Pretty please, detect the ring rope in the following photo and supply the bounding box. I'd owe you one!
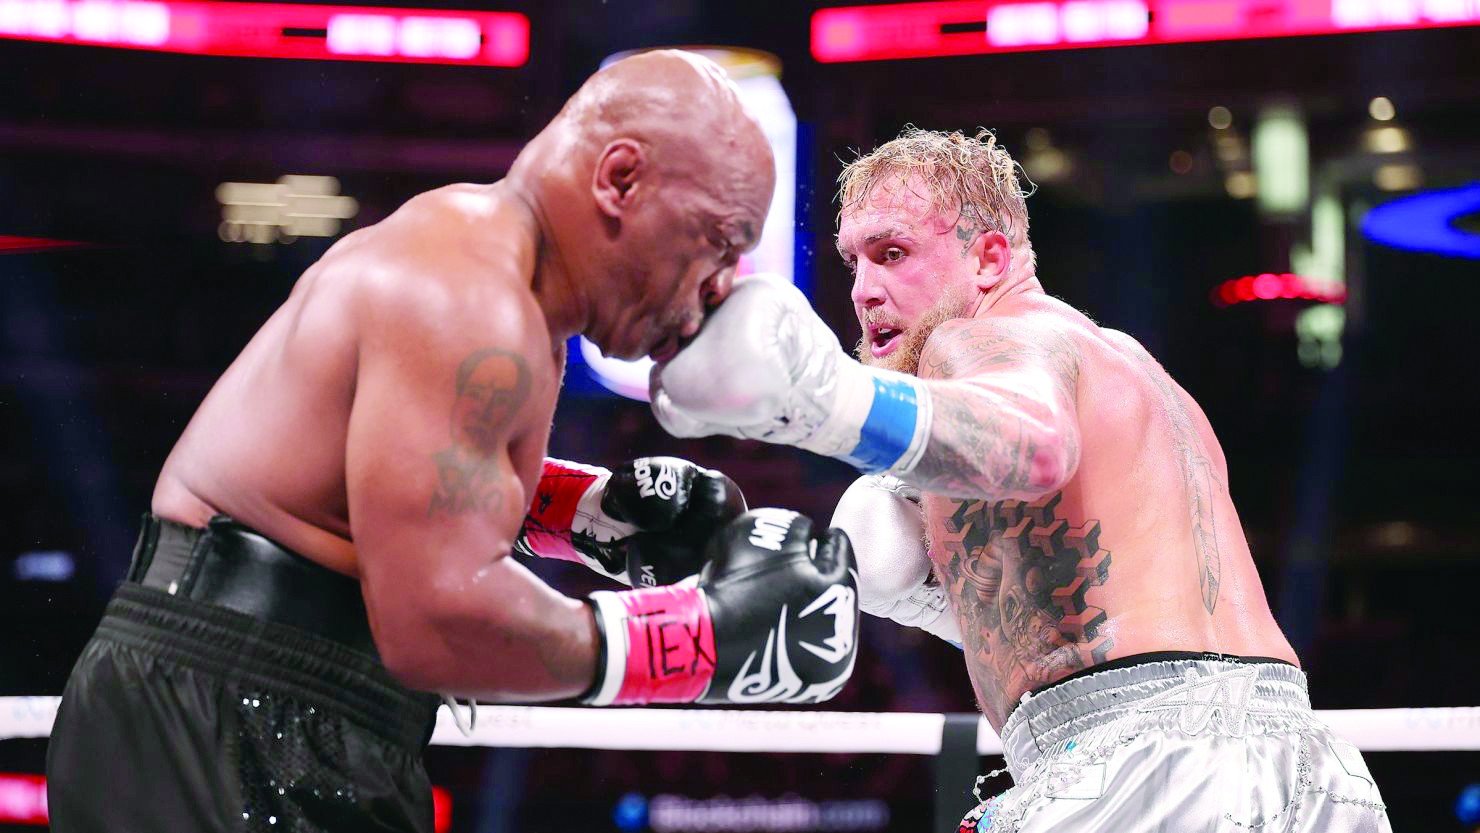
[4,697,1477,754]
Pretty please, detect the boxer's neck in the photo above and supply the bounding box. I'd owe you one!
[968,268,1043,318]
[502,171,591,343]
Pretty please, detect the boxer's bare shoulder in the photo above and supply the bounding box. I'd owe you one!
[912,312,1082,501]
[153,182,560,573]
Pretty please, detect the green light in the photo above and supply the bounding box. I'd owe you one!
[1252,105,1309,216]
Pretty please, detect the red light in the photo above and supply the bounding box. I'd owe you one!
[0,774,451,829]
[1212,273,1346,307]
[1252,272,1282,299]
[0,235,88,254]
[0,1,529,67]
[812,1,1007,62]
[0,774,47,826]
[1233,276,1254,302]
[812,0,1480,62]
[432,786,452,833]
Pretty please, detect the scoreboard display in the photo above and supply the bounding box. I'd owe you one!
[811,0,1480,61]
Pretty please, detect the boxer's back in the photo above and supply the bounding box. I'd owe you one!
[923,293,1297,728]
[152,184,557,575]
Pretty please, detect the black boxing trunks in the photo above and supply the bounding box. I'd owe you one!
[46,515,441,833]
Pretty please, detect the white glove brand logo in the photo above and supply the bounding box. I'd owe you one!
[747,509,797,552]
[797,584,856,665]
[634,458,679,501]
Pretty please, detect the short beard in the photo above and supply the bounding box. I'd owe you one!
[855,285,972,376]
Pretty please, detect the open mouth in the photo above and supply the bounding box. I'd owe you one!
[870,325,903,358]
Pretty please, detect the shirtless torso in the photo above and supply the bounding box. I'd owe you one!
[152,184,563,577]
[918,292,1297,729]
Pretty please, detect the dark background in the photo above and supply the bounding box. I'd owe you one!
[2,1,1478,830]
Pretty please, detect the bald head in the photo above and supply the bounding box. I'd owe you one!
[554,50,773,216]
[510,50,776,361]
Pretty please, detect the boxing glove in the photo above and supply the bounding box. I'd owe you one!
[514,457,746,587]
[585,508,859,706]
[651,273,933,475]
[830,475,961,646]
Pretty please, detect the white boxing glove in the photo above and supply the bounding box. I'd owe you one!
[650,273,934,475]
[830,474,961,646]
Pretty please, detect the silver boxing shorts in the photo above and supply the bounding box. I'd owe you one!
[959,658,1391,832]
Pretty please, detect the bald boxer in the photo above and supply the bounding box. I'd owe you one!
[46,51,860,833]
[652,127,1389,831]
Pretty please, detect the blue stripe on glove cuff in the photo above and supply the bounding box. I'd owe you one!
[841,375,921,473]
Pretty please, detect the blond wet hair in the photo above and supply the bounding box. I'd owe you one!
[839,126,1037,269]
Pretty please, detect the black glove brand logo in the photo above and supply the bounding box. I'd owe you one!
[634,458,679,501]
[747,510,796,552]
[797,583,857,664]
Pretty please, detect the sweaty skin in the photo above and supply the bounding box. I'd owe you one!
[839,180,1295,730]
[150,50,774,701]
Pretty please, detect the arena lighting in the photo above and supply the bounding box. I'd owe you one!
[0,774,452,832]
[811,0,1480,61]
[0,235,87,253]
[1368,96,1397,121]
[0,1,529,67]
[0,774,46,826]
[216,175,359,245]
[1361,182,1480,259]
[1252,105,1309,216]
[12,550,75,582]
[1210,273,1348,307]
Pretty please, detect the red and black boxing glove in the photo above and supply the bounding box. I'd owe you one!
[583,508,860,706]
[514,457,746,587]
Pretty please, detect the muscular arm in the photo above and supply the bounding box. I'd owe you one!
[346,280,598,701]
[905,318,1081,501]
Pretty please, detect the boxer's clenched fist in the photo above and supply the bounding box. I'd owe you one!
[603,457,747,587]
[831,475,960,646]
[651,273,933,475]
[585,508,859,706]
[514,457,746,587]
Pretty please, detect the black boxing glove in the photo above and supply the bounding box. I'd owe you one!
[513,457,746,586]
[584,508,859,706]
[603,457,747,587]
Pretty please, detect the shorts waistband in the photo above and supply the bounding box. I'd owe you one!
[127,513,379,655]
[999,656,1311,773]
[97,582,440,750]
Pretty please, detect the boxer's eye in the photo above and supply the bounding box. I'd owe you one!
[883,247,906,263]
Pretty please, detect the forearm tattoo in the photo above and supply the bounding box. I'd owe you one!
[428,347,531,517]
[912,324,1080,499]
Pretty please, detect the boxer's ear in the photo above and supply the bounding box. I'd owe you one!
[593,139,646,218]
[971,229,1011,292]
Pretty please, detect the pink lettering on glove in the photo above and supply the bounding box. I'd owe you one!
[612,585,716,704]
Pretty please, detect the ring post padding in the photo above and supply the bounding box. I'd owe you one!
[936,713,984,830]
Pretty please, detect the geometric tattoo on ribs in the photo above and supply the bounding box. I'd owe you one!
[935,492,1114,711]
[428,347,531,518]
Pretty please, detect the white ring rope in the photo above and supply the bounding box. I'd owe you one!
[3,697,1478,754]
